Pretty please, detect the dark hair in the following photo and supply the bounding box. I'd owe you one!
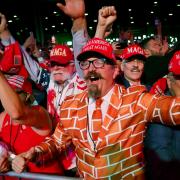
[125,54,146,62]
[140,37,155,49]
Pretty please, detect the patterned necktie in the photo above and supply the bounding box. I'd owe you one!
[91,98,103,142]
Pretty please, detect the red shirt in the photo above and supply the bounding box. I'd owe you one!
[0,108,63,176]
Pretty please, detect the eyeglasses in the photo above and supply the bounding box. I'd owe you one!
[79,58,106,70]
[167,73,180,80]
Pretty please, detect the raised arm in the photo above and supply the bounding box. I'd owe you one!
[57,0,86,33]
[57,0,88,78]
[0,13,11,41]
[95,6,117,39]
[0,71,24,119]
[0,71,51,129]
[144,93,180,125]
[0,13,45,83]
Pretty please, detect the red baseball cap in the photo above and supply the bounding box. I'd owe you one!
[0,42,28,78]
[168,50,180,75]
[7,75,32,94]
[50,45,74,65]
[149,77,167,95]
[121,44,146,62]
[77,38,116,64]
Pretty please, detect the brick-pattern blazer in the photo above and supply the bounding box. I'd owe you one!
[36,84,180,180]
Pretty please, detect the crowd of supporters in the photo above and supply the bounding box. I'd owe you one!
[0,0,179,179]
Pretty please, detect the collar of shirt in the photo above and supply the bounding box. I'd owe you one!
[88,87,114,125]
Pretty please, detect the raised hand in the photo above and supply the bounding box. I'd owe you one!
[57,0,85,20]
[0,12,11,40]
[23,32,36,50]
[112,42,121,51]
[98,6,117,30]
[161,36,169,55]
[95,6,117,39]
[0,12,8,33]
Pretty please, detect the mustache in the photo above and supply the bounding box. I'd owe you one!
[51,70,64,75]
[84,71,104,80]
[130,67,141,72]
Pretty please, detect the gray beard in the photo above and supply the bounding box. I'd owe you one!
[88,84,101,99]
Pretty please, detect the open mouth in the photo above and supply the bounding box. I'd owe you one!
[89,76,100,82]
[85,71,103,82]
[53,72,63,75]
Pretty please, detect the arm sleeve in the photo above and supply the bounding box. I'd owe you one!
[35,122,72,161]
[21,46,40,82]
[21,47,50,90]
[1,36,40,82]
[72,29,89,78]
[1,36,50,89]
[144,93,180,125]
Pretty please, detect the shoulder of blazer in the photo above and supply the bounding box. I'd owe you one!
[61,90,88,108]
[126,85,147,94]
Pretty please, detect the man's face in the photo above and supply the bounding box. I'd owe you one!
[80,57,118,99]
[50,62,75,84]
[121,59,144,83]
[167,73,180,97]
[146,39,163,56]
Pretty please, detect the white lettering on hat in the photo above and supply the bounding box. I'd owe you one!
[84,45,108,51]
[127,46,144,55]
[50,48,67,57]
[175,54,180,60]
[86,39,110,47]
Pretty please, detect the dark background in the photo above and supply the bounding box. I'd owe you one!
[1,0,180,46]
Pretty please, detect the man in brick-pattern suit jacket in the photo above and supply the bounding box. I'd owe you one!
[12,6,180,180]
